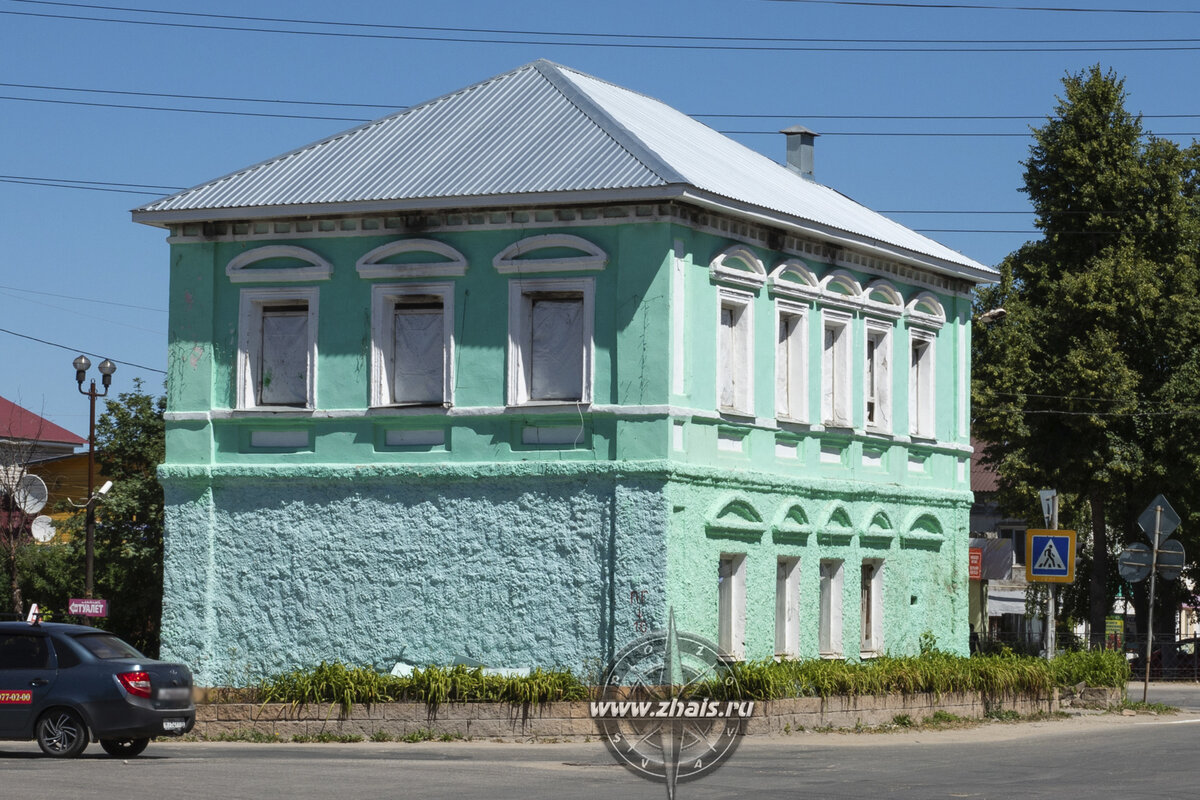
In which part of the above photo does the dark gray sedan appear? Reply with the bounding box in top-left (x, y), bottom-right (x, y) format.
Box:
top-left (0, 621), bottom-right (195, 757)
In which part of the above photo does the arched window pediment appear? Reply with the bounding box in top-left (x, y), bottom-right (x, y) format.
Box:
top-left (356, 239), bottom-right (468, 279)
top-left (227, 245), bottom-right (332, 283)
top-left (863, 280), bottom-right (904, 319)
top-left (705, 496), bottom-right (765, 540)
top-left (493, 234), bottom-right (607, 274)
top-left (710, 245), bottom-right (767, 289)
top-left (768, 259), bottom-right (819, 299)
top-left (907, 292), bottom-right (946, 329)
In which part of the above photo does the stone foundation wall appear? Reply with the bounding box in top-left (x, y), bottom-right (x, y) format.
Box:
top-left (194, 689), bottom-right (1062, 741)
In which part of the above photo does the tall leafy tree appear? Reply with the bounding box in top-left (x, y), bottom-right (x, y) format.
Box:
top-left (18, 382), bottom-right (165, 655)
top-left (974, 66), bottom-right (1200, 644)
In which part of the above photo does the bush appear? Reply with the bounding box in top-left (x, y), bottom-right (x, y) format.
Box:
top-left (257, 650), bottom-right (1126, 711)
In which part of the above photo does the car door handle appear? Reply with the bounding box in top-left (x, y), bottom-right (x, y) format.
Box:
top-left (29, 679), bottom-right (48, 687)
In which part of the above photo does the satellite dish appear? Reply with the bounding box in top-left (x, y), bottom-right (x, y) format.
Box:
top-left (14, 475), bottom-right (48, 514)
top-left (31, 516), bottom-right (55, 543)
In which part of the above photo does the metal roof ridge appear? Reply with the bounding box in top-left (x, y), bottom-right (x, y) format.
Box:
top-left (532, 61), bottom-right (686, 187)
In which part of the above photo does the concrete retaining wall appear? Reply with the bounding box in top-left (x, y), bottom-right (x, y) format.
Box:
top-left (194, 689), bottom-right (1061, 741)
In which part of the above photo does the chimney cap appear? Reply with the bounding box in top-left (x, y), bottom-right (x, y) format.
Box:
top-left (780, 125), bottom-right (820, 137)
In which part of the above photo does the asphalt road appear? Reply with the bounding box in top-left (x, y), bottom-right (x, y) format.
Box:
top-left (2, 683), bottom-right (1197, 800)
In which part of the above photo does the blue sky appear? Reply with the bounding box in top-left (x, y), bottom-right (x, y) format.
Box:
top-left (2, 0), bottom-right (1198, 438)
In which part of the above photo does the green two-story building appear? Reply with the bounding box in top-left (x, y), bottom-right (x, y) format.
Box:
top-left (134, 60), bottom-right (995, 685)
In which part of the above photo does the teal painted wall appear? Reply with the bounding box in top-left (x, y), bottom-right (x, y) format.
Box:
top-left (161, 464), bottom-right (668, 685)
top-left (158, 209), bottom-right (978, 682)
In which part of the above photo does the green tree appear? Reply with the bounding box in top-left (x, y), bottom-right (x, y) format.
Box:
top-left (18, 382), bottom-right (165, 655)
top-left (974, 66), bottom-right (1200, 645)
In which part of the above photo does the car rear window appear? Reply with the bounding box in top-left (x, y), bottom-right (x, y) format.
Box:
top-left (0, 634), bottom-right (51, 669)
top-left (70, 633), bottom-right (145, 660)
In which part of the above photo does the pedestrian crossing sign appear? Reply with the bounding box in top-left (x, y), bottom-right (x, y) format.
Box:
top-left (1025, 529), bottom-right (1076, 583)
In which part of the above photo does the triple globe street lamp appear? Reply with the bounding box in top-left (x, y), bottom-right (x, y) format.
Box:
top-left (73, 354), bottom-right (115, 600)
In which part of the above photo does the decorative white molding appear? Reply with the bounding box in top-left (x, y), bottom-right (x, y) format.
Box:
top-left (493, 234), bottom-right (607, 274)
top-left (356, 239), bottom-right (468, 279)
top-left (226, 245), bottom-right (331, 283)
top-left (767, 258), bottom-right (820, 300)
top-left (862, 279), bottom-right (905, 320)
top-left (710, 244), bottom-right (767, 289)
top-left (906, 291), bottom-right (947, 330)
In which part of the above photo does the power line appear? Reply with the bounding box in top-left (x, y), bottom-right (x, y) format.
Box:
top-left (765, 0), bottom-right (1200, 13)
top-left (11, 96), bottom-right (1197, 139)
top-left (0, 327), bottom-right (165, 374)
top-left (13, 0), bottom-right (1200, 42)
top-left (6, 6), bottom-right (1200, 52)
top-left (0, 283), bottom-right (166, 312)
top-left (7, 82), bottom-right (1200, 122)
top-left (0, 94), bottom-right (368, 122)
top-left (0, 174), bottom-right (184, 191)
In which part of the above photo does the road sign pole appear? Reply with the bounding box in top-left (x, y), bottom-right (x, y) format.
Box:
top-left (1143, 505), bottom-right (1162, 703)
top-left (1046, 493), bottom-right (1059, 661)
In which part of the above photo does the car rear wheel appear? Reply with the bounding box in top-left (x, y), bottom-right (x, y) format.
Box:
top-left (36, 709), bottom-right (89, 758)
top-left (100, 737), bottom-right (150, 758)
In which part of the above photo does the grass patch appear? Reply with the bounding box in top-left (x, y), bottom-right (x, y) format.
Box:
top-left (985, 708), bottom-right (1022, 722)
top-left (890, 713), bottom-right (916, 728)
top-left (1114, 700), bottom-right (1177, 715)
top-left (204, 729), bottom-right (283, 743)
top-left (291, 732), bottom-right (364, 743)
top-left (259, 662), bottom-right (588, 714)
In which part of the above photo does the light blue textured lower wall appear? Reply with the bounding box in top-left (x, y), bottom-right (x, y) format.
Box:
top-left (160, 464), bottom-right (669, 686)
top-left (663, 470), bottom-right (973, 660)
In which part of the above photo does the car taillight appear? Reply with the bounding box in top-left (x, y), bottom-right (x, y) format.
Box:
top-left (118, 671), bottom-right (152, 698)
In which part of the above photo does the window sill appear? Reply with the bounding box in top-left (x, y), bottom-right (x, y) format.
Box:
top-left (718, 408), bottom-right (756, 421)
top-left (367, 403), bottom-right (451, 415)
top-left (507, 401), bottom-right (591, 411)
top-left (818, 651), bottom-right (844, 660)
top-left (231, 407), bottom-right (314, 416)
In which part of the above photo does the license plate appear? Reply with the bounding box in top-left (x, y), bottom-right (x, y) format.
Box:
top-left (157, 687), bottom-right (191, 702)
top-left (162, 718), bottom-right (187, 732)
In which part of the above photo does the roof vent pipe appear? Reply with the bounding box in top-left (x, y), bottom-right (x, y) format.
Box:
top-left (781, 125), bottom-right (819, 180)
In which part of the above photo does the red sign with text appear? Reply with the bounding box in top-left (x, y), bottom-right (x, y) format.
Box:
top-left (969, 548), bottom-right (983, 580)
top-left (0, 690), bottom-right (32, 704)
top-left (68, 598), bottom-right (108, 617)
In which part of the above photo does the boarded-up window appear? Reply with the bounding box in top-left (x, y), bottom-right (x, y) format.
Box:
top-left (530, 294), bottom-right (583, 401)
top-left (865, 324), bottom-right (891, 432)
top-left (392, 297), bottom-right (445, 404)
top-left (910, 334), bottom-right (935, 437)
top-left (822, 316), bottom-right (851, 427)
top-left (775, 557), bottom-right (800, 658)
top-left (819, 560), bottom-right (843, 656)
top-left (259, 304), bottom-right (308, 406)
top-left (775, 312), bottom-right (805, 420)
top-left (861, 560), bottom-right (884, 655)
top-left (718, 291), bottom-right (753, 415)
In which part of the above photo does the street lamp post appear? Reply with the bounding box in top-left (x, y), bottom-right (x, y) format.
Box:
top-left (74, 354), bottom-right (115, 599)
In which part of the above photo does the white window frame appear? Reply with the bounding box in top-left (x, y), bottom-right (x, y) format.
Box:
top-left (864, 319), bottom-right (893, 433)
top-left (775, 556), bottom-right (800, 659)
top-left (909, 328), bottom-right (936, 439)
top-left (236, 287), bottom-right (319, 410)
top-left (717, 288), bottom-right (755, 416)
top-left (860, 559), bottom-right (884, 657)
top-left (819, 560), bottom-right (844, 657)
top-left (507, 277), bottom-right (594, 406)
top-left (369, 282), bottom-right (454, 408)
top-left (718, 553), bottom-right (747, 661)
top-left (821, 310), bottom-right (852, 428)
top-left (775, 302), bottom-right (808, 422)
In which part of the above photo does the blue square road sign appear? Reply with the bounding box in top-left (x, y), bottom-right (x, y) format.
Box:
top-left (1025, 530), bottom-right (1076, 584)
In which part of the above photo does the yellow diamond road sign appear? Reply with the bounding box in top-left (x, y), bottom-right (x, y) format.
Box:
top-left (1025, 529), bottom-right (1076, 584)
